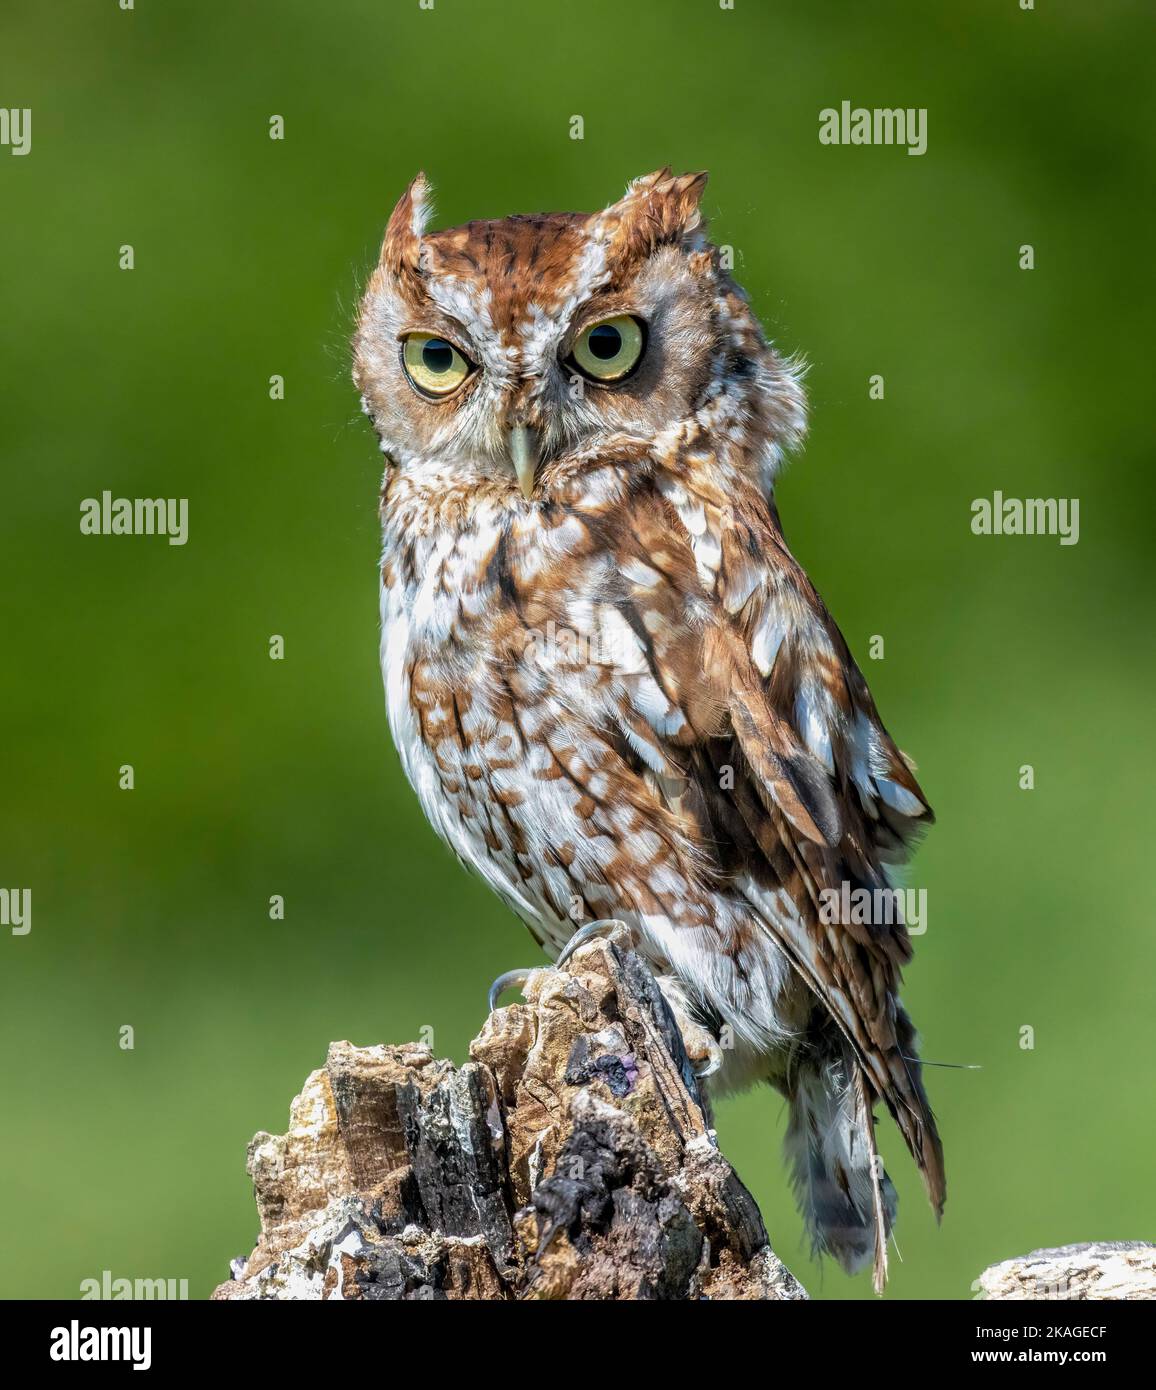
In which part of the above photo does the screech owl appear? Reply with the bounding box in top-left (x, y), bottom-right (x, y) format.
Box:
top-left (352, 168), bottom-right (944, 1290)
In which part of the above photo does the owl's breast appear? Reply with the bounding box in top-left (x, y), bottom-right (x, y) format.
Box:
top-left (375, 493), bottom-right (708, 959)
top-left (379, 542), bottom-right (580, 951)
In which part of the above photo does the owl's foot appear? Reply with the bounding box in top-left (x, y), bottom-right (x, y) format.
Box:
top-left (556, 918), bottom-right (632, 968)
top-left (486, 921), bottom-right (632, 1012)
top-left (557, 920), bottom-right (718, 1078)
top-left (655, 975), bottom-right (724, 1081)
top-left (487, 968), bottom-right (536, 1013)
top-left (680, 1022), bottom-right (725, 1080)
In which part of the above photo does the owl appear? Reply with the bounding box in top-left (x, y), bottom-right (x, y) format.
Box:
top-left (353, 168), bottom-right (944, 1291)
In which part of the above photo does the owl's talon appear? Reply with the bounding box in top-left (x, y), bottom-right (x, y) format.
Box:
top-left (487, 968), bottom-right (534, 1013)
top-left (488, 922), bottom-right (631, 1012)
top-left (694, 1044), bottom-right (724, 1080)
top-left (556, 918), bottom-right (632, 969)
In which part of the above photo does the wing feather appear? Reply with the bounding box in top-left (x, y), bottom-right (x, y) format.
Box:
top-left (598, 471), bottom-right (945, 1215)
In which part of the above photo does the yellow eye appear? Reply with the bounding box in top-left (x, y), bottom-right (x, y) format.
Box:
top-left (570, 314), bottom-right (645, 383)
top-left (401, 333), bottom-right (473, 397)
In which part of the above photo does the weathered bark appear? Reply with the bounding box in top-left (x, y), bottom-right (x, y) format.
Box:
top-left (213, 935), bottom-right (806, 1301)
top-left (977, 1243), bottom-right (1156, 1300)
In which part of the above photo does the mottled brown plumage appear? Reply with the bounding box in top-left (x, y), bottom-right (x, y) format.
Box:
top-left (353, 169), bottom-right (944, 1289)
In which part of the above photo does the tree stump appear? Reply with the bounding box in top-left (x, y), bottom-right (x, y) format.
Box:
top-left (976, 1243), bottom-right (1156, 1300)
top-left (213, 936), bottom-right (806, 1301)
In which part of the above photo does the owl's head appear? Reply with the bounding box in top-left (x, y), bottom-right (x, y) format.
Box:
top-left (353, 169), bottom-right (804, 501)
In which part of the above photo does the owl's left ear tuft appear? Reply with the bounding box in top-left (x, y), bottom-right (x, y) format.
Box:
top-left (379, 172), bottom-right (434, 278)
top-left (600, 168), bottom-right (709, 265)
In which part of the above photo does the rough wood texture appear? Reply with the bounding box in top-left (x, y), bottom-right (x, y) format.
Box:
top-left (977, 1243), bottom-right (1156, 1300)
top-left (213, 936), bottom-right (806, 1301)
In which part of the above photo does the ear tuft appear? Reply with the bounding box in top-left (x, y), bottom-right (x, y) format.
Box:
top-left (379, 172), bottom-right (434, 276)
top-left (599, 168), bottom-right (709, 266)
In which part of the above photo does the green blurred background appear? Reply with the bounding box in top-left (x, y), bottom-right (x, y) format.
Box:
top-left (1, 0), bottom-right (1153, 1300)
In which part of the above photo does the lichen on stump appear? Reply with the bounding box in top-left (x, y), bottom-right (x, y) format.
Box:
top-left (213, 937), bottom-right (806, 1301)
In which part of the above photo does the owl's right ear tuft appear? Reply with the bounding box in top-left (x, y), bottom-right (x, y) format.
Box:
top-left (624, 167), bottom-right (708, 223)
top-left (600, 168), bottom-right (710, 268)
top-left (379, 172), bottom-right (434, 277)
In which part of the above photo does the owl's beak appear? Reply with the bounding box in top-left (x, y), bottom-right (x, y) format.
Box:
top-left (507, 425), bottom-right (538, 501)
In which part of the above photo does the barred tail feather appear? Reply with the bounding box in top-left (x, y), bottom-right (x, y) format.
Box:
top-left (785, 1047), bottom-right (896, 1289)
top-left (852, 1061), bottom-right (890, 1293)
